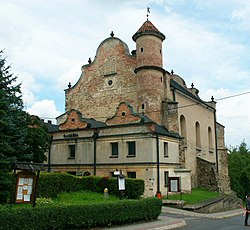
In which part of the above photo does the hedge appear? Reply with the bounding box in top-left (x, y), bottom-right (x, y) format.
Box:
top-left (37, 173), bottom-right (82, 198)
top-left (0, 198), bottom-right (162, 230)
top-left (38, 173), bottom-right (144, 199)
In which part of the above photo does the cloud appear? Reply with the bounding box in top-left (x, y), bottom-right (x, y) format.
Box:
top-left (15, 71), bottom-right (41, 106)
top-left (232, 5), bottom-right (250, 29)
top-left (56, 62), bottom-right (83, 90)
top-left (200, 88), bottom-right (250, 147)
top-left (1, 0), bottom-right (250, 147)
top-left (26, 99), bottom-right (62, 123)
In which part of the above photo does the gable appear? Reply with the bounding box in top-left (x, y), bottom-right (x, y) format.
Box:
top-left (106, 102), bottom-right (143, 125)
top-left (59, 110), bottom-right (88, 130)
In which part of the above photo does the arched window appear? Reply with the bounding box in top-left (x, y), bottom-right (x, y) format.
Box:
top-left (208, 126), bottom-right (213, 150)
top-left (195, 122), bottom-right (201, 148)
top-left (180, 115), bottom-right (187, 144)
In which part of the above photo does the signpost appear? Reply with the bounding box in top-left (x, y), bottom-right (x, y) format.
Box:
top-left (114, 169), bottom-right (125, 199)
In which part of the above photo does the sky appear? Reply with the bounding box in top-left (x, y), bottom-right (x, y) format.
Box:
top-left (1, 0), bottom-right (250, 148)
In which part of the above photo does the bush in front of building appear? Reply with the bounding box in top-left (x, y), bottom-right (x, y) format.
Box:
top-left (38, 173), bottom-right (144, 199)
top-left (81, 176), bottom-right (145, 199)
top-left (37, 173), bottom-right (82, 198)
top-left (0, 198), bottom-right (162, 230)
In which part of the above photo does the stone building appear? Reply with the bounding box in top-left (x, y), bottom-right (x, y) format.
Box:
top-left (46, 19), bottom-right (231, 196)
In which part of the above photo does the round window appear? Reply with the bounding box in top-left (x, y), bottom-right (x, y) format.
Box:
top-left (108, 80), bottom-right (113, 86)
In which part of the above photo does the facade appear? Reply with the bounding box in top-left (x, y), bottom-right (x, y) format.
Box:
top-left (46, 20), bottom-right (231, 196)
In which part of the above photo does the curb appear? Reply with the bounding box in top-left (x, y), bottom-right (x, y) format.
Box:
top-left (162, 206), bottom-right (243, 219)
top-left (150, 216), bottom-right (186, 230)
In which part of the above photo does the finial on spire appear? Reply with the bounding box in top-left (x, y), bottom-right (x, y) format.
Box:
top-left (146, 6), bottom-right (150, 21)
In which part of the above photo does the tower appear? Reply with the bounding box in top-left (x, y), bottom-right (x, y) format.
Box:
top-left (132, 20), bottom-right (166, 124)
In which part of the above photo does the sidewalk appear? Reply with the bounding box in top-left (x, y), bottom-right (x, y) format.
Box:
top-left (162, 206), bottom-right (244, 219)
top-left (105, 207), bottom-right (244, 230)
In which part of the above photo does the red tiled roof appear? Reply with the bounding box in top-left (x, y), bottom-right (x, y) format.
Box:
top-left (137, 20), bottom-right (160, 33)
top-left (132, 20), bottom-right (165, 41)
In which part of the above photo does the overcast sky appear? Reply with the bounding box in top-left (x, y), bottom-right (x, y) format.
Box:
top-left (1, 0), bottom-right (250, 148)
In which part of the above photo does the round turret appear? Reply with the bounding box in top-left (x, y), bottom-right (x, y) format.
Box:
top-left (133, 20), bottom-right (165, 70)
top-left (133, 21), bottom-right (166, 125)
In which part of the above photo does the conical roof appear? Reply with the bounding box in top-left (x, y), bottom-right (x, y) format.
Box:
top-left (132, 20), bottom-right (165, 41)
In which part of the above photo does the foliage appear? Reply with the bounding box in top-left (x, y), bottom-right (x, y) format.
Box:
top-left (228, 141), bottom-right (250, 199)
top-left (0, 167), bottom-right (12, 204)
top-left (0, 198), bottom-right (162, 230)
top-left (0, 50), bottom-right (27, 203)
top-left (165, 188), bottom-right (220, 204)
top-left (25, 116), bottom-right (49, 163)
top-left (37, 172), bottom-right (82, 198)
top-left (0, 50), bottom-right (49, 203)
top-left (0, 50), bottom-right (30, 161)
top-left (38, 173), bottom-right (144, 199)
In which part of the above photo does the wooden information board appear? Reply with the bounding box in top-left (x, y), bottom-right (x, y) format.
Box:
top-left (15, 171), bottom-right (36, 204)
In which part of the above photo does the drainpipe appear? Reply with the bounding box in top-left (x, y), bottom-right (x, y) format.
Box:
top-left (92, 132), bottom-right (99, 176)
top-left (156, 133), bottom-right (161, 198)
top-left (48, 135), bottom-right (53, 172)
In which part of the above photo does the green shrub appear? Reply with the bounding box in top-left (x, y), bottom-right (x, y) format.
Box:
top-left (0, 198), bottom-right (162, 230)
top-left (125, 178), bottom-right (144, 199)
top-left (37, 172), bottom-right (82, 198)
top-left (38, 173), bottom-right (144, 199)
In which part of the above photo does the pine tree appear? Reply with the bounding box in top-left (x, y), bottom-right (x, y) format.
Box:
top-left (0, 50), bottom-right (30, 161)
top-left (0, 50), bottom-right (49, 203)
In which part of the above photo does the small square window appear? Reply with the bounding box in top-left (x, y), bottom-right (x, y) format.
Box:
top-left (111, 142), bottom-right (118, 157)
top-left (127, 141), bottom-right (136, 156)
top-left (127, 172), bottom-right (136, 178)
top-left (68, 145), bottom-right (76, 159)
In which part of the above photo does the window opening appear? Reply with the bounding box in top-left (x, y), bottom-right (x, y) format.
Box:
top-left (68, 145), bottom-right (76, 158)
top-left (164, 142), bottom-right (169, 157)
top-left (111, 142), bottom-right (118, 156)
top-left (127, 141), bottom-right (136, 156)
top-left (196, 122), bottom-right (201, 148)
top-left (127, 172), bottom-right (136, 178)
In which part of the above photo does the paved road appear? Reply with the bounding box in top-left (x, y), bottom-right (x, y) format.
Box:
top-left (162, 212), bottom-right (247, 230)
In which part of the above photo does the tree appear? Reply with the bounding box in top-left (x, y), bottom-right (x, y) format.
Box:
top-left (0, 50), bottom-right (49, 203)
top-left (228, 141), bottom-right (250, 199)
top-left (25, 115), bottom-right (49, 163)
top-left (0, 50), bottom-right (35, 161)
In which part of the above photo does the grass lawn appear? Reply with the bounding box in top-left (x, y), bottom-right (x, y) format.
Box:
top-left (164, 188), bottom-right (221, 205)
top-left (52, 190), bottom-right (119, 205)
top-left (0, 191), bottom-right (120, 210)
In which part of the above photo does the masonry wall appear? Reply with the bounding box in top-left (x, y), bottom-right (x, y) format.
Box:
top-left (197, 157), bottom-right (218, 191)
top-left (65, 37), bottom-right (137, 122)
top-left (175, 91), bottom-right (216, 188)
top-left (217, 123), bottom-right (231, 194)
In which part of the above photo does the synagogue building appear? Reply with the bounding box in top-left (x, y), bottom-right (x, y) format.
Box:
top-left (45, 19), bottom-right (231, 196)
